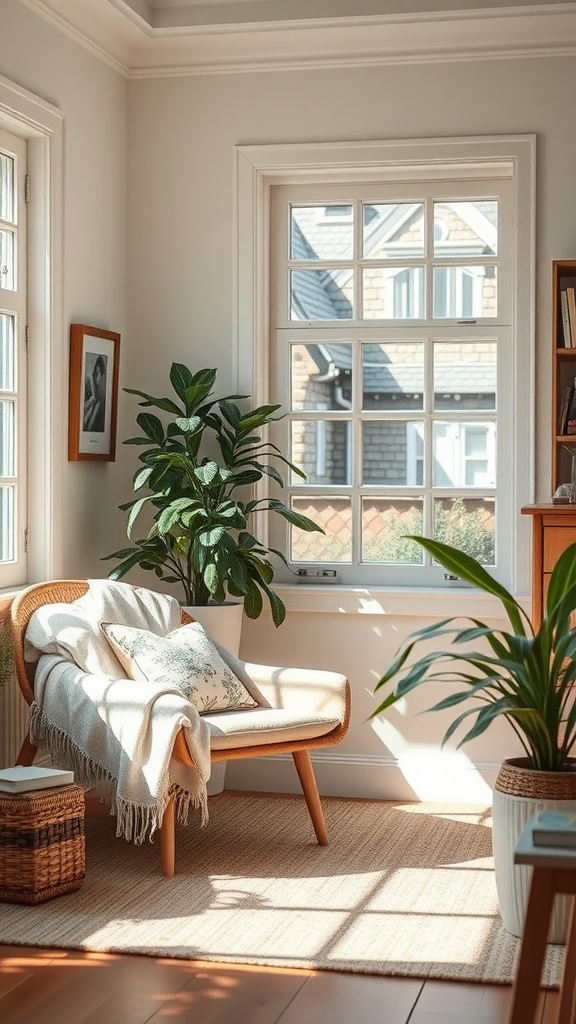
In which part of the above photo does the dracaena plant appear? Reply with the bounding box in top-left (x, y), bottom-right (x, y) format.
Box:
top-left (372, 536), bottom-right (576, 772)
top-left (103, 364), bottom-right (322, 627)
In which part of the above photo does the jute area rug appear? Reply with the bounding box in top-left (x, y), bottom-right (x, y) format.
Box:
top-left (0, 792), bottom-right (566, 987)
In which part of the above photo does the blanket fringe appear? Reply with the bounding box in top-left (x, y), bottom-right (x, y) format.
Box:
top-left (29, 702), bottom-right (208, 843)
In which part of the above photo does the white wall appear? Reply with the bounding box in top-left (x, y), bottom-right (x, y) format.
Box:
top-left (3, 0), bottom-right (575, 799)
top-left (123, 57), bottom-right (575, 799)
top-left (0, 0), bottom-right (128, 581)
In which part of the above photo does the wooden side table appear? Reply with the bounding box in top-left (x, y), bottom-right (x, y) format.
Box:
top-left (508, 817), bottom-right (576, 1024)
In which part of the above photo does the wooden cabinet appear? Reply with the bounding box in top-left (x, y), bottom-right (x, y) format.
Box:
top-left (521, 504), bottom-right (576, 627)
top-left (552, 259), bottom-right (576, 494)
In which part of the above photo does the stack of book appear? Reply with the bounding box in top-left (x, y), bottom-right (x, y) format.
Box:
top-left (0, 766), bottom-right (74, 795)
top-left (531, 810), bottom-right (576, 849)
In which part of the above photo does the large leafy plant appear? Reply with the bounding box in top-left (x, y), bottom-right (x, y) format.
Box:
top-left (372, 536), bottom-right (576, 772)
top-left (104, 364), bottom-right (322, 626)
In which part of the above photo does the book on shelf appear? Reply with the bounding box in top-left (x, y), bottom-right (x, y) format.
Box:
top-left (0, 766), bottom-right (74, 794)
top-left (568, 288), bottom-right (576, 348)
top-left (559, 384), bottom-right (573, 434)
top-left (561, 379), bottom-right (576, 434)
top-left (561, 290), bottom-right (573, 347)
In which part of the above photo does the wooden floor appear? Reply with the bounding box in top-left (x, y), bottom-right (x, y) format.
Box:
top-left (0, 794), bottom-right (564, 1024)
top-left (0, 946), bottom-right (563, 1024)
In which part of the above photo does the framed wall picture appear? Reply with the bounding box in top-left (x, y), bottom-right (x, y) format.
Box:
top-left (68, 323), bottom-right (121, 461)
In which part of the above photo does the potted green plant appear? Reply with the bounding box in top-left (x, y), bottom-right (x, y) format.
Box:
top-left (371, 534), bottom-right (576, 941)
top-left (103, 364), bottom-right (322, 629)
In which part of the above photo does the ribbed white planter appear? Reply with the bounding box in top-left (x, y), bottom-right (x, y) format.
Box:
top-left (181, 601), bottom-right (244, 796)
top-left (492, 758), bottom-right (576, 943)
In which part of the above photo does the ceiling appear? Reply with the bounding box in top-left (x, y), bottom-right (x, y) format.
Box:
top-left (18, 0), bottom-right (576, 77)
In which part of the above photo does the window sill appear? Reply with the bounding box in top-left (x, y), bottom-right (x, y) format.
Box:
top-left (274, 583), bottom-right (530, 619)
top-left (0, 582), bottom-right (532, 621)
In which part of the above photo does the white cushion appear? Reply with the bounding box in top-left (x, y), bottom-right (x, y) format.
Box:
top-left (204, 707), bottom-right (342, 749)
top-left (101, 620), bottom-right (258, 714)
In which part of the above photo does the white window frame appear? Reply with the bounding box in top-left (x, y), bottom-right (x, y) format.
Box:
top-left (0, 75), bottom-right (64, 596)
top-left (234, 136), bottom-right (535, 600)
top-left (0, 128), bottom-right (27, 587)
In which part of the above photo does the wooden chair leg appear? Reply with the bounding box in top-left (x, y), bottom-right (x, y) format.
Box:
top-left (15, 733), bottom-right (37, 766)
top-left (292, 749), bottom-right (328, 846)
top-left (160, 795), bottom-right (176, 877)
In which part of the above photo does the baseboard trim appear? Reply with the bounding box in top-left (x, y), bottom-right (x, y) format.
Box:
top-left (225, 751), bottom-right (500, 804)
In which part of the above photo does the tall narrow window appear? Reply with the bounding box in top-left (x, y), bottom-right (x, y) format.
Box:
top-left (0, 129), bottom-right (27, 588)
top-left (270, 176), bottom-right (514, 588)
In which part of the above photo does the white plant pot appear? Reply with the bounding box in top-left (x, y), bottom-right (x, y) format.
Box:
top-left (492, 758), bottom-right (576, 943)
top-left (181, 601), bottom-right (244, 796)
top-left (182, 601), bottom-right (244, 656)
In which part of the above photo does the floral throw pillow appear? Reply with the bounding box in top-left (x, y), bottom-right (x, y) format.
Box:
top-left (101, 620), bottom-right (257, 714)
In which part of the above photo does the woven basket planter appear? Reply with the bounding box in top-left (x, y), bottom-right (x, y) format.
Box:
top-left (492, 757), bottom-right (576, 943)
top-left (0, 784), bottom-right (85, 904)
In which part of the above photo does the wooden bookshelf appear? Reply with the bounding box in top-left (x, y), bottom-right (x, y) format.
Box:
top-left (552, 259), bottom-right (576, 493)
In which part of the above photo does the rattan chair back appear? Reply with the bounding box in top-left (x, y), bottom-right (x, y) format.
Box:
top-left (9, 580), bottom-right (192, 707)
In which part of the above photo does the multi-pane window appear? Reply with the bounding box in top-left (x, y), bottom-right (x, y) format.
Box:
top-left (270, 179), bottom-right (512, 587)
top-left (0, 129), bottom-right (26, 589)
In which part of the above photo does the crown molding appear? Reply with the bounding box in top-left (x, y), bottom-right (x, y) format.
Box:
top-left (18, 1), bottom-right (576, 78)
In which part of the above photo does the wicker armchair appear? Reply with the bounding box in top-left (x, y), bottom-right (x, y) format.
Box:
top-left (9, 580), bottom-right (351, 877)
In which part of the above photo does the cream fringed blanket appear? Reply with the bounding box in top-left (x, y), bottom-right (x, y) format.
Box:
top-left (24, 580), bottom-right (211, 843)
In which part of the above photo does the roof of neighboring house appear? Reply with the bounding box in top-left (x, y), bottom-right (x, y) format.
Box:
top-left (290, 200), bottom-right (497, 322)
top-left (307, 343), bottom-right (496, 395)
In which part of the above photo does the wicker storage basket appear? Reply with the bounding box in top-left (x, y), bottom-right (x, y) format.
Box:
top-left (0, 784), bottom-right (85, 904)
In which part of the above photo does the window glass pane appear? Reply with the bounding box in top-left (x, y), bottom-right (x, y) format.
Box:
top-left (362, 266), bottom-right (424, 319)
top-left (0, 152), bottom-right (15, 223)
top-left (432, 421), bottom-right (496, 487)
top-left (291, 269), bottom-right (353, 321)
top-left (290, 205), bottom-right (353, 260)
top-left (433, 266), bottom-right (497, 318)
top-left (0, 485), bottom-right (14, 562)
top-left (290, 497), bottom-right (351, 562)
top-left (363, 203), bottom-right (424, 258)
top-left (291, 419), bottom-right (351, 484)
top-left (362, 498), bottom-right (424, 563)
top-left (0, 400), bottom-right (15, 475)
top-left (433, 341), bottom-right (496, 411)
top-left (290, 344), bottom-right (352, 411)
top-left (362, 421), bottom-right (424, 485)
top-left (433, 200), bottom-right (498, 257)
top-left (433, 496), bottom-right (495, 565)
top-left (363, 343), bottom-right (424, 410)
top-left (0, 314), bottom-right (15, 391)
top-left (0, 229), bottom-right (15, 290)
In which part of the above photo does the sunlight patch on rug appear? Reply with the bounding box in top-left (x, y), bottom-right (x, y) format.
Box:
top-left (0, 794), bottom-right (567, 987)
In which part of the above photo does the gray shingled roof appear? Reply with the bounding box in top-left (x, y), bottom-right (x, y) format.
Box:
top-left (309, 343), bottom-right (495, 395)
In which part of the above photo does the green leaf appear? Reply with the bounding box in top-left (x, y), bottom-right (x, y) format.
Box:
top-left (169, 363), bottom-right (195, 403)
top-left (124, 388), bottom-right (182, 416)
top-left (133, 466), bottom-right (153, 491)
top-left (268, 500), bottom-right (323, 533)
top-left (194, 461), bottom-right (224, 486)
top-left (243, 579), bottom-right (263, 620)
top-left (135, 413), bottom-right (165, 445)
top-left (173, 416), bottom-right (202, 437)
top-left (126, 496), bottom-right (151, 537)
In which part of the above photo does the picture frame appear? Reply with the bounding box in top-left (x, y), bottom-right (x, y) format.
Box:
top-left (68, 323), bottom-right (121, 462)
